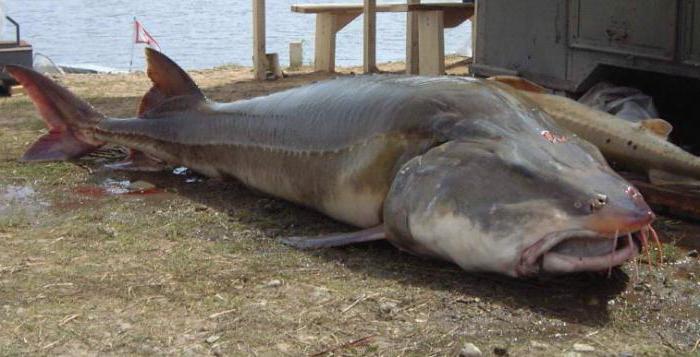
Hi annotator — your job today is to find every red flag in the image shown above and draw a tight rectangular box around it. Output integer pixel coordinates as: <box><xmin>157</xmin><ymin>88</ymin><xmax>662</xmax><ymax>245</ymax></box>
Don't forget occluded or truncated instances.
<box><xmin>134</xmin><ymin>19</ymin><xmax>161</xmax><ymax>50</ymax></box>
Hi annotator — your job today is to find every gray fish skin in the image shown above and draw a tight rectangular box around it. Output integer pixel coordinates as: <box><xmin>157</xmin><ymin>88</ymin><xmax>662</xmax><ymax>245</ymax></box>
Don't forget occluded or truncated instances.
<box><xmin>96</xmin><ymin>76</ymin><xmax>507</xmax><ymax>227</ymax></box>
<box><xmin>8</xmin><ymin>52</ymin><xmax>657</xmax><ymax>278</ymax></box>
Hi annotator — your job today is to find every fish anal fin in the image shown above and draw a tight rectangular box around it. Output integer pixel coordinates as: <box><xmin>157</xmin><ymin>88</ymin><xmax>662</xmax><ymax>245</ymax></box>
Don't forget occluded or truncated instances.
<box><xmin>138</xmin><ymin>48</ymin><xmax>205</xmax><ymax>118</ymax></box>
<box><xmin>487</xmin><ymin>75</ymin><xmax>549</xmax><ymax>94</ymax></box>
<box><xmin>21</xmin><ymin>130</ymin><xmax>99</xmax><ymax>162</ymax></box>
<box><xmin>281</xmin><ymin>226</ymin><xmax>385</xmax><ymax>250</ymax></box>
<box><xmin>104</xmin><ymin>149</ymin><xmax>169</xmax><ymax>172</ymax></box>
<box><xmin>640</xmin><ymin>118</ymin><xmax>673</xmax><ymax>139</ymax></box>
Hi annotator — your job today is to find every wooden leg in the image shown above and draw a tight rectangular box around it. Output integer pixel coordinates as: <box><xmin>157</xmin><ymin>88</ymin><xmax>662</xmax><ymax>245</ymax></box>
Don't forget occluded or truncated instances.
<box><xmin>471</xmin><ymin>5</ymin><xmax>477</xmax><ymax>59</ymax></box>
<box><xmin>405</xmin><ymin>0</ymin><xmax>420</xmax><ymax>74</ymax></box>
<box><xmin>417</xmin><ymin>10</ymin><xmax>444</xmax><ymax>76</ymax></box>
<box><xmin>314</xmin><ymin>13</ymin><xmax>336</xmax><ymax>72</ymax></box>
<box><xmin>363</xmin><ymin>0</ymin><xmax>378</xmax><ymax>73</ymax></box>
<box><xmin>314</xmin><ymin>13</ymin><xmax>360</xmax><ymax>73</ymax></box>
<box><xmin>253</xmin><ymin>0</ymin><xmax>266</xmax><ymax>80</ymax></box>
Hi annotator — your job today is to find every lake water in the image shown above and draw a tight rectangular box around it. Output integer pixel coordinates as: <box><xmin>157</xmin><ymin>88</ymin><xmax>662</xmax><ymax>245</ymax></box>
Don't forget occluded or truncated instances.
<box><xmin>1</xmin><ymin>0</ymin><xmax>471</xmax><ymax>71</ymax></box>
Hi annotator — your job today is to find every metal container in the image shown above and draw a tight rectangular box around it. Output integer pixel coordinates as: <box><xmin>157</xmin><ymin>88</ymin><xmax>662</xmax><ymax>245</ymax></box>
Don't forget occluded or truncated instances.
<box><xmin>471</xmin><ymin>0</ymin><xmax>700</xmax><ymax>93</ymax></box>
<box><xmin>0</xmin><ymin>16</ymin><xmax>33</xmax><ymax>91</ymax></box>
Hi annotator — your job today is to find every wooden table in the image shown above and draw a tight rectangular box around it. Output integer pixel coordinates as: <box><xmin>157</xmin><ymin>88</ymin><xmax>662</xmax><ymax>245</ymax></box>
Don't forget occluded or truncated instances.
<box><xmin>291</xmin><ymin>2</ymin><xmax>474</xmax><ymax>75</ymax></box>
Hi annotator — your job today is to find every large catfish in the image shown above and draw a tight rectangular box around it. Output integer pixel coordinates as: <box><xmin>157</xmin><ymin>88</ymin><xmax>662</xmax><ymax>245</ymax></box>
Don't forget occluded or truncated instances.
<box><xmin>6</xmin><ymin>49</ymin><xmax>656</xmax><ymax>277</ymax></box>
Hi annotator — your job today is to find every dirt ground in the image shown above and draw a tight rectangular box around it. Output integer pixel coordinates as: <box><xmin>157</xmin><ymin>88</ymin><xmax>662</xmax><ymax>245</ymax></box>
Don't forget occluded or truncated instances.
<box><xmin>1</xmin><ymin>59</ymin><xmax>699</xmax><ymax>356</ymax></box>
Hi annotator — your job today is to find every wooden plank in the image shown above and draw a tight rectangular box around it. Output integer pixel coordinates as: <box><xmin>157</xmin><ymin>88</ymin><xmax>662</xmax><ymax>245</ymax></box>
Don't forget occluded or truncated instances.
<box><xmin>631</xmin><ymin>180</ymin><xmax>700</xmax><ymax>221</ymax></box>
<box><xmin>363</xmin><ymin>0</ymin><xmax>378</xmax><ymax>73</ymax></box>
<box><xmin>417</xmin><ymin>10</ymin><xmax>444</xmax><ymax>76</ymax></box>
<box><xmin>291</xmin><ymin>2</ymin><xmax>472</xmax><ymax>14</ymax></box>
<box><xmin>406</xmin><ymin>0</ymin><xmax>420</xmax><ymax>74</ymax></box>
<box><xmin>443</xmin><ymin>7</ymin><xmax>474</xmax><ymax>28</ymax></box>
<box><xmin>253</xmin><ymin>0</ymin><xmax>267</xmax><ymax>80</ymax></box>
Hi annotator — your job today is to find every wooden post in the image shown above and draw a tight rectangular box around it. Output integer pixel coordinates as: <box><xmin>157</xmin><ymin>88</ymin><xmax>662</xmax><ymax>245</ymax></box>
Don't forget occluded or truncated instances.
<box><xmin>406</xmin><ymin>0</ymin><xmax>420</xmax><ymax>74</ymax></box>
<box><xmin>253</xmin><ymin>0</ymin><xmax>266</xmax><ymax>80</ymax></box>
<box><xmin>289</xmin><ymin>42</ymin><xmax>303</xmax><ymax>69</ymax></box>
<box><xmin>471</xmin><ymin>0</ymin><xmax>478</xmax><ymax>60</ymax></box>
<box><xmin>363</xmin><ymin>0</ymin><xmax>378</xmax><ymax>73</ymax></box>
<box><xmin>417</xmin><ymin>10</ymin><xmax>444</xmax><ymax>76</ymax></box>
<box><xmin>315</xmin><ymin>13</ymin><xmax>336</xmax><ymax>72</ymax></box>
<box><xmin>265</xmin><ymin>53</ymin><xmax>283</xmax><ymax>78</ymax></box>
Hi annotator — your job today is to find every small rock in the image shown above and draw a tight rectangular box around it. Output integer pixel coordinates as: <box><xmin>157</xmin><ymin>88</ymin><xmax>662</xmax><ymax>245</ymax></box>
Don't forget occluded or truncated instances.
<box><xmin>118</xmin><ymin>322</ymin><xmax>132</xmax><ymax>332</ymax></box>
<box><xmin>688</xmin><ymin>250</ymin><xmax>698</xmax><ymax>258</ymax></box>
<box><xmin>562</xmin><ymin>353</ymin><xmax>581</xmax><ymax>357</ymax></box>
<box><xmin>311</xmin><ymin>287</ymin><xmax>331</xmax><ymax>301</ymax></box>
<box><xmin>129</xmin><ymin>180</ymin><xmax>155</xmax><ymax>191</ymax></box>
<box><xmin>459</xmin><ymin>342</ymin><xmax>482</xmax><ymax>357</ymax></box>
<box><xmin>263</xmin><ymin>279</ymin><xmax>282</xmax><ymax>288</ymax></box>
<box><xmin>206</xmin><ymin>335</ymin><xmax>221</xmax><ymax>344</ymax></box>
<box><xmin>618</xmin><ymin>352</ymin><xmax>633</xmax><ymax>357</ymax></box>
<box><xmin>379</xmin><ymin>301</ymin><xmax>398</xmax><ymax>314</ymax></box>
<box><xmin>530</xmin><ymin>340</ymin><xmax>550</xmax><ymax>349</ymax></box>
<box><xmin>573</xmin><ymin>343</ymin><xmax>595</xmax><ymax>352</ymax></box>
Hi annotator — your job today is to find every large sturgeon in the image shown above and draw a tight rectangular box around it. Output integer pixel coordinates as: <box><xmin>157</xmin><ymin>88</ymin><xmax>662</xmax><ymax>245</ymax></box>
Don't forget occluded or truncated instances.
<box><xmin>6</xmin><ymin>49</ymin><xmax>656</xmax><ymax>277</ymax></box>
<box><xmin>488</xmin><ymin>76</ymin><xmax>700</xmax><ymax>181</ymax></box>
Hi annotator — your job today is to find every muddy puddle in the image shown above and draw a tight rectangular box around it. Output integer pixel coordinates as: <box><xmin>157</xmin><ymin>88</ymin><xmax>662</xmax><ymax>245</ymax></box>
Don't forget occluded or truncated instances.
<box><xmin>0</xmin><ymin>185</ymin><xmax>50</xmax><ymax>221</ymax></box>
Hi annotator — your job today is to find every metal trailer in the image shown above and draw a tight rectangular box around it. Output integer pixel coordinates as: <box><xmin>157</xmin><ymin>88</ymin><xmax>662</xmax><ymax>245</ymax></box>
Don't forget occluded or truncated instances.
<box><xmin>470</xmin><ymin>0</ymin><xmax>700</xmax><ymax>154</ymax></box>
<box><xmin>0</xmin><ymin>16</ymin><xmax>33</xmax><ymax>95</ymax></box>
<box><xmin>470</xmin><ymin>0</ymin><xmax>700</xmax><ymax>93</ymax></box>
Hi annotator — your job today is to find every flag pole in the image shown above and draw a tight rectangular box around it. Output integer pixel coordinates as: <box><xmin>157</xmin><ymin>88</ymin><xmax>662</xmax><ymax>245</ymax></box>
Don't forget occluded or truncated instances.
<box><xmin>129</xmin><ymin>17</ymin><xmax>136</xmax><ymax>72</ymax></box>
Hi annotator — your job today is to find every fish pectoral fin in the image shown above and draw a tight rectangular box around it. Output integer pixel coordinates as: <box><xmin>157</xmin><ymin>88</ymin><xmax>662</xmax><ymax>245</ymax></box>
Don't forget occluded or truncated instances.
<box><xmin>104</xmin><ymin>150</ymin><xmax>170</xmax><ymax>172</ymax></box>
<box><xmin>281</xmin><ymin>226</ymin><xmax>385</xmax><ymax>250</ymax></box>
<box><xmin>639</xmin><ymin>118</ymin><xmax>673</xmax><ymax>139</ymax></box>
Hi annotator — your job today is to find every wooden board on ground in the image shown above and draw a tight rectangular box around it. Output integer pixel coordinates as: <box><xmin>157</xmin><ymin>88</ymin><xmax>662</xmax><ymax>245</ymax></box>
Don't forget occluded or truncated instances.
<box><xmin>630</xmin><ymin>180</ymin><xmax>700</xmax><ymax>221</ymax></box>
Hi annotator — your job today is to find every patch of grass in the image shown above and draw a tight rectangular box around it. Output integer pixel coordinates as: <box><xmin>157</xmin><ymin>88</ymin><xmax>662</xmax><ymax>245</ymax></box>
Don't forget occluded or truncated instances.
<box><xmin>0</xmin><ymin>66</ymin><xmax>698</xmax><ymax>356</ymax></box>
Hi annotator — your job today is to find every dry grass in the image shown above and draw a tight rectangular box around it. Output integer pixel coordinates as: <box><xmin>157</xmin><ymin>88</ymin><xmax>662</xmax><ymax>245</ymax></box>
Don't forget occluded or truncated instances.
<box><xmin>0</xmin><ymin>59</ymin><xmax>699</xmax><ymax>356</ymax></box>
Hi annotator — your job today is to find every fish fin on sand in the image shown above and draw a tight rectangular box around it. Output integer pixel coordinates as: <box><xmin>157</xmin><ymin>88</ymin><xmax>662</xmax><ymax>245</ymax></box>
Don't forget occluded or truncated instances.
<box><xmin>281</xmin><ymin>226</ymin><xmax>385</xmax><ymax>249</ymax></box>
<box><xmin>487</xmin><ymin>75</ymin><xmax>549</xmax><ymax>94</ymax></box>
<box><xmin>5</xmin><ymin>65</ymin><xmax>105</xmax><ymax>162</ymax></box>
<box><xmin>138</xmin><ymin>48</ymin><xmax>205</xmax><ymax>118</ymax></box>
<box><xmin>639</xmin><ymin>119</ymin><xmax>673</xmax><ymax>139</ymax></box>
<box><xmin>104</xmin><ymin>149</ymin><xmax>170</xmax><ymax>172</ymax></box>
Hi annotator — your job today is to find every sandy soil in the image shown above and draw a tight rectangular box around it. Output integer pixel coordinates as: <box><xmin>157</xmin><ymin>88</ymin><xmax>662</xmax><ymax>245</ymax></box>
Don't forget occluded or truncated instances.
<box><xmin>0</xmin><ymin>59</ymin><xmax>699</xmax><ymax>356</ymax></box>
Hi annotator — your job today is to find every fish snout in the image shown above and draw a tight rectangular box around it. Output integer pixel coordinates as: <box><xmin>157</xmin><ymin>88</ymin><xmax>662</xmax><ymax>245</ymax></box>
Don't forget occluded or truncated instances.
<box><xmin>583</xmin><ymin>188</ymin><xmax>655</xmax><ymax>235</ymax></box>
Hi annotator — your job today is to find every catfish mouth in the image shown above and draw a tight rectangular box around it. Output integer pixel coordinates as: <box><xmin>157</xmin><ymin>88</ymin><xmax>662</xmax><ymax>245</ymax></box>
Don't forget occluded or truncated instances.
<box><xmin>517</xmin><ymin>228</ymin><xmax>656</xmax><ymax>277</ymax></box>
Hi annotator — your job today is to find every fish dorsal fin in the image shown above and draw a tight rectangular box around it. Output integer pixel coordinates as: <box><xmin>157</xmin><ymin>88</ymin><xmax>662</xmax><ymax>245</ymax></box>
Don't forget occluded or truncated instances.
<box><xmin>639</xmin><ymin>118</ymin><xmax>673</xmax><ymax>139</ymax></box>
<box><xmin>487</xmin><ymin>75</ymin><xmax>549</xmax><ymax>94</ymax></box>
<box><xmin>138</xmin><ymin>48</ymin><xmax>205</xmax><ymax>117</ymax></box>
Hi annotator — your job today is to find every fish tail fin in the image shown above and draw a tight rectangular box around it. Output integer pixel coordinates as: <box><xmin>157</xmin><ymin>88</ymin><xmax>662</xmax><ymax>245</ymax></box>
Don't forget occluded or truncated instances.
<box><xmin>137</xmin><ymin>48</ymin><xmax>205</xmax><ymax>117</ymax></box>
<box><xmin>6</xmin><ymin>65</ymin><xmax>106</xmax><ymax>162</ymax></box>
